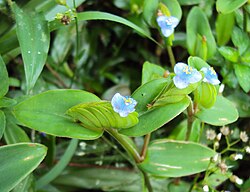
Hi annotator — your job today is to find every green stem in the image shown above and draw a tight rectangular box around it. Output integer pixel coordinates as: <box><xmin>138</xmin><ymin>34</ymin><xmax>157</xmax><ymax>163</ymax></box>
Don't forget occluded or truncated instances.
<box><xmin>70</xmin><ymin>0</ymin><xmax>80</xmax><ymax>88</ymax></box>
<box><xmin>166</xmin><ymin>46</ymin><xmax>176</xmax><ymax>69</ymax></box>
<box><xmin>140</xmin><ymin>133</ymin><xmax>151</xmax><ymax>160</ymax></box>
<box><xmin>185</xmin><ymin>103</ymin><xmax>194</xmax><ymax>141</ymax></box>
<box><xmin>105</xmin><ymin>128</ymin><xmax>141</xmax><ymax>163</ymax></box>
<box><xmin>141</xmin><ymin>169</ymin><xmax>153</xmax><ymax>192</ymax></box>
<box><xmin>198</xmin><ymin>122</ymin><xmax>205</xmax><ymax>142</ymax></box>
<box><xmin>102</xmin><ymin>135</ymin><xmax>135</xmax><ymax>166</ymax></box>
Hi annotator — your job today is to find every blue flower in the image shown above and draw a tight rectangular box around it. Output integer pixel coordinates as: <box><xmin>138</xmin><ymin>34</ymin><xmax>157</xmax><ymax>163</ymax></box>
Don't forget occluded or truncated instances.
<box><xmin>156</xmin><ymin>15</ymin><xmax>179</xmax><ymax>37</ymax></box>
<box><xmin>173</xmin><ymin>62</ymin><xmax>202</xmax><ymax>89</ymax></box>
<box><xmin>200</xmin><ymin>67</ymin><xmax>220</xmax><ymax>85</ymax></box>
<box><xmin>111</xmin><ymin>93</ymin><xmax>137</xmax><ymax>117</ymax></box>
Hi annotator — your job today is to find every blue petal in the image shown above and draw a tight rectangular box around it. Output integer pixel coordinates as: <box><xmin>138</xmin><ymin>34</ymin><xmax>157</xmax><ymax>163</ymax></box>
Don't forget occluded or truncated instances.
<box><xmin>111</xmin><ymin>93</ymin><xmax>126</xmax><ymax>113</ymax></box>
<box><xmin>174</xmin><ymin>62</ymin><xmax>188</xmax><ymax>75</ymax></box>
<box><xmin>188</xmin><ymin>70</ymin><xmax>202</xmax><ymax>84</ymax></box>
<box><xmin>118</xmin><ymin>111</ymin><xmax>130</xmax><ymax>117</ymax></box>
<box><xmin>161</xmin><ymin>27</ymin><xmax>174</xmax><ymax>37</ymax></box>
<box><xmin>201</xmin><ymin>67</ymin><xmax>220</xmax><ymax>85</ymax></box>
<box><xmin>169</xmin><ymin>16</ymin><xmax>179</xmax><ymax>28</ymax></box>
<box><xmin>173</xmin><ymin>75</ymin><xmax>189</xmax><ymax>89</ymax></box>
<box><xmin>156</xmin><ymin>15</ymin><xmax>169</xmax><ymax>28</ymax></box>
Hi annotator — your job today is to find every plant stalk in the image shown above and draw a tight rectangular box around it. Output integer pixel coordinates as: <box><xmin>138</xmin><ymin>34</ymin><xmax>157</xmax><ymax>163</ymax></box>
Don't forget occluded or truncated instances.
<box><xmin>185</xmin><ymin>103</ymin><xmax>194</xmax><ymax>141</ymax></box>
<box><xmin>140</xmin><ymin>133</ymin><xmax>151</xmax><ymax>160</ymax></box>
<box><xmin>167</xmin><ymin>45</ymin><xmax>176</xmax><ymax>69</ymax></box>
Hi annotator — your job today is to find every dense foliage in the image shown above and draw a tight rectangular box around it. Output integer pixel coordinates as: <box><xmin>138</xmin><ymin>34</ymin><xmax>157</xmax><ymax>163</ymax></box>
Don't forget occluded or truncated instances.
<box><xmin>0</xmin><ymin>0</ymin><xmax>250</xmax><ymax>191</ymax></box>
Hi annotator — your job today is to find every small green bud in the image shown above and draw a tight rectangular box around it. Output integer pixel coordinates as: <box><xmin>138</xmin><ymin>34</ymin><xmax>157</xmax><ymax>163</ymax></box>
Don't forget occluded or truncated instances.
<box><xmin>55</xmin><ymin>0</ymin><xmax>67</xmax><ymax>6</ymax></box>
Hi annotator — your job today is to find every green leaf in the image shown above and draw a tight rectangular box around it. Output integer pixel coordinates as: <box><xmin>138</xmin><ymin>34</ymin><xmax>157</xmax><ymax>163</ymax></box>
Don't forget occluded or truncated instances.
<box><xmin>13</xmin><ymin>89</ymin><xmax>103</xmax><ymax>140</ymax></box>
<box><xmin>234</xmin><ymin>64</ymin><xmax>250</xmax><ymax>92</ymax></box>
<box><xmin>142</xmin><ymin>0</ymin><xmax>159</xmax><ymax>25</ymax></box>
<box><xmin>12</xmin><ymin>3</ymin><xmax>50</xmax><ymax>92</ymax></box>
<box><xmin>232</xmin><ymin>27</ymin><xmax>250</xmax><ymax>55</ymax></box>
<box><xmin>177</xmin><ymin>0</ymin><xmax>202</xmax><ymax>5</ymax></box>
<box><xmin>67</xmin><ymin>101</ymin><xmax>139</xmax><ymax>130</ymax></box>
<box><xmin>188</xmin><ymin>56</ymin><xmax>210</xmax><ymax>70</ymax></box>
<box><xmin>195</xmin><ymin>96</ymin><xmax>238</xmax><ymax>126</ymax></box>
<box><xmin>216</xmin><ymin>0</ymin><xmax>248</xmax><ymax>14</ymax></box>
<box><xmin>12</xmin><ymin>175</ymin><xmax>34</xmax><ymax>192</ymax></box>
<box><xmin>227</xmin><ymin>91</ymin><xmax>250</xmax><ymax>117</ymax></box>
<box><xmin>205</xmin><ymin>171</ymin><xmax>232</xmax><ymax>188</ymax></box>
<box><xmin>77</xmin><ymin>11</ymin><xmax>160</xmax><ymax>46</ymax></box>
<box><xmin>216</xmin><ymin>13</ymin><xmax>235</xmax><ymax>46</ymax></box>
<box><xmin>0</xmin><ymin>56</ymin><xmax>8</xmax><ymax>97</ymax></box>
<box><xmin>3</xmin><ymin>110</ymin><xmax>30</xmax><ymax>144</ymax></box>
<box><xmin>120</xmin><ymin>96</ymin><xmax>190</xmax><ymax>137</ymax></box>
<box><xmin>142</xmin><ymin>62</ymin><xmax>165</xmax><ymax>84</ymax></box>
<box><xmin>0</xmin><ymin>143</ymin><xmax>47</xmax><ymax>192</ymax></box>
<box><xmin>162</xmin><ymin>0</ymin><xmax>182</xmax><ymax>20</ymax></box>
<box><xmin>187</xmin><ymin>7</ymin><xmax>216</xmax><ymax>59</ymax></box>
<box><xmin>218</xmin><ymin>46</ymin><xmax>239</xmax><ymax>62</ymax></box>
<box><xmin>0</xmin><ymin>110</ymin><xmax>5</xmax><ymax>139</ymax></box>
<box><xmin>0</xmin><ymin>97</ymin><xmax>17</xmax><ymax>108</ymax></box>
<box><xmin>53</xmin><ymin>167</ymin><xmax>144</xmax><ymax>191</ymax></box>
<box><xmin>139</xmin><ymin>140</ymin><xmax>216</xmax><ymax>177</ymax></box>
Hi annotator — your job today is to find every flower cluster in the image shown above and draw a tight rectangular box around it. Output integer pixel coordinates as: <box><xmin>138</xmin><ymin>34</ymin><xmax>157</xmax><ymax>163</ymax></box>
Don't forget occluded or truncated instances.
<box><xmin>156</xmin><ymin>13</ymin><xmax>179</xmax><ymax>38</ymax></box>
<box><xmin>111</xmin><ymin>93</ymin><xmax>137</xmax><ymax>117</ymax></box>
<box><xmin>173</xmin><ymin>63</ymin><xmax>220</xmax><ymax>89</ymax></box>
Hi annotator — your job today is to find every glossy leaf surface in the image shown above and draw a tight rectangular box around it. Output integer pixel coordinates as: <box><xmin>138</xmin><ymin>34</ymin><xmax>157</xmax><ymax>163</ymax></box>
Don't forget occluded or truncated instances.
<box><xmin>234</xmin><ymin>64</ymin><xmax>250</xmax><ymax>93</ymax></box>
<box><xmin>14</xmin><ymin>90</ymin><xmax>103</xmax><ymax>139</ymax></box>
<box><xmin>187</xmin><ymin>7</ymin><xmax>216</xmax><ymax>59</ymax></box>
<box><xmin>139</xmin><ymin>140</ymin><xmax>216</xmax><ymax>177</ymax></box>
<box><xmin>216</xmin><ymin>0</ymin><xmax>248</xmax><ymax>14</ymax></box>
<box><xmin>0</xmin><ymin>110</ymin><xmax>5</xmax><ymax>139</ymax></box>
<box><xmin>195</xmin><ymin>96</ymin><xmax>238</xmax><ymax>126</ymax></box>
<box><xmin>12</xmin><ymin>3</ymin><xmax>50</xmax><ymax>92</ymax></box>
<box><xmin>142</xmin><ymin>62</ymin><xmax>165</xmax><ymax>85</ymax></box>
<box><xmin>0</xmin><ymin>143</ymin><xmax>47</xmax><ymax>192</ymax></box>
<box><xmin>0</xmin><ymin>56</ymin><xmax>8</xmax><ymax>97</ymax></box>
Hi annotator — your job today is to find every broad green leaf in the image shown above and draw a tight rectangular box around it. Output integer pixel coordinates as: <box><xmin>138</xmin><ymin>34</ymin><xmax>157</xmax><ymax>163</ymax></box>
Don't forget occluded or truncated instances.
<box><xmin>216</xmin><ymin>0</ymin><xmax>248</xmax><ymax>14</ymax></box>
<box><xmin>227</xmin><ymin>92</ymin><xmax>250</xmax><ymax>117</ymax></box>
<box><xmin>216</xmin><ymin>13</ymin><xmax>235</xmax><ymax>46</ymax></box>
<box><xmin>0</xmin><ymin>97</ymin><xmax>17</xmax><ymax>108</ymax></box>
<box><xmin>14</xmin><ymin>89</ymin><xmax>103</xmax><ymax>140</ymax></box>
<box><xmin>139</xmin><ymin>140</ymin><xmax>216</xmax><ymax>177</ymax></box>
<box><xmin>0</xmin><ymin>110</ymin><xmax>5</xmax><ymax>139</ymax></box>
<box><xmin>142</xmin><ymin>62</ymin><xmax>165</xmax><ymax>84</ymax></box>
<box><xmin>195</xmin><ymin>96</ymin><xmax>238</xmax><ymax>126</ymax></box>
<box><xmin>4</xmin><ymin>111</ymin><xmax>30</xmax><ymax>144</ymax></box>
<box><xmin>53</xmin><ymin>167</ymin><xmax>144</xmax><ymax>192</ymax></box>
<box><xmin>12</xmin><ymin>175</ymin><xmax>34</xmax><ymax>192</ymax></box>
<box><xmin>188</xmin><ymin>56</ymin><xmax>210</xmax><ymax>70</ymax></box>
<box><xmin>187</xmin><ymin>7</ymin><xmax>216</xmax><ymax>59</ymax></box>
<box><xmin>77</xmin><ymin>11</ymin><xmax>160</xmax><ymax>46</ymax></box>
<box><xmin>143</xmin><ymin>0</ymin><xmax>159</xmax><ymax>25</ymax></box>
<box><xmin>120</xmin><ymin>96</ymin><xmax>190</xmax><ymax>137</ymax></box>
<box><xmin>177</xmin><ymin>0</ymin><xmax>202</xmax><ymax>5</ymax></box>
<box><xmin>162</xmin><ymin>0</ymin><xmax>182</xmax><ymax>20</ymax></box>
<box><xmin>232</xmin><ymin>27</ymin><xmax>250</xmax><ymax>55</ymax></box>
<box><xmin>12</xmin><ymin>3</ymin><xmax>50</xmax><ymax>92</ymax></box>
<box><xmin>67</xmin><ymin>101</ymin><xmax>139</xmax><ymax>130</ymax></box>
<box><xmin>234</xmin><ymin>64</ymin><xmax>250</xmax><ymax>92</ymax></box>
<box><xmin>0</xmin><ymin>56</ymin><xmax>8</xmax><ymax>97</ymax></box>
<box><xmin>218</xmin><ymin>46</ymin><xmax>239</xmax><ymax>62</ymax></box>
<box><xmin>241</xmin><ymin>178</ymin><xmax>250</xmax><ymax>192</ymax></box>
<box><xmin>0</xmin><ymin>143</ymin><xmax>47</xmax><ymax>192</ymax></box>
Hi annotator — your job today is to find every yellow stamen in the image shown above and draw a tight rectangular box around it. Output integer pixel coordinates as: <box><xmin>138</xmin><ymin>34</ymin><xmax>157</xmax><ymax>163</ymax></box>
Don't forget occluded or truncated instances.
<box><xmin>124</xmin><ymin>98</ymin><xmax>132</xmax><ymax>105</ymax></box>
<box><xmin>183</xmin><ymin>66</ymin><xmax>193</xmax><ymax>74</ymax></box>
<box><xmin>209</xmin><ymin>67</ymin><xmax>216</xmax><ymax>75</ymax></box>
